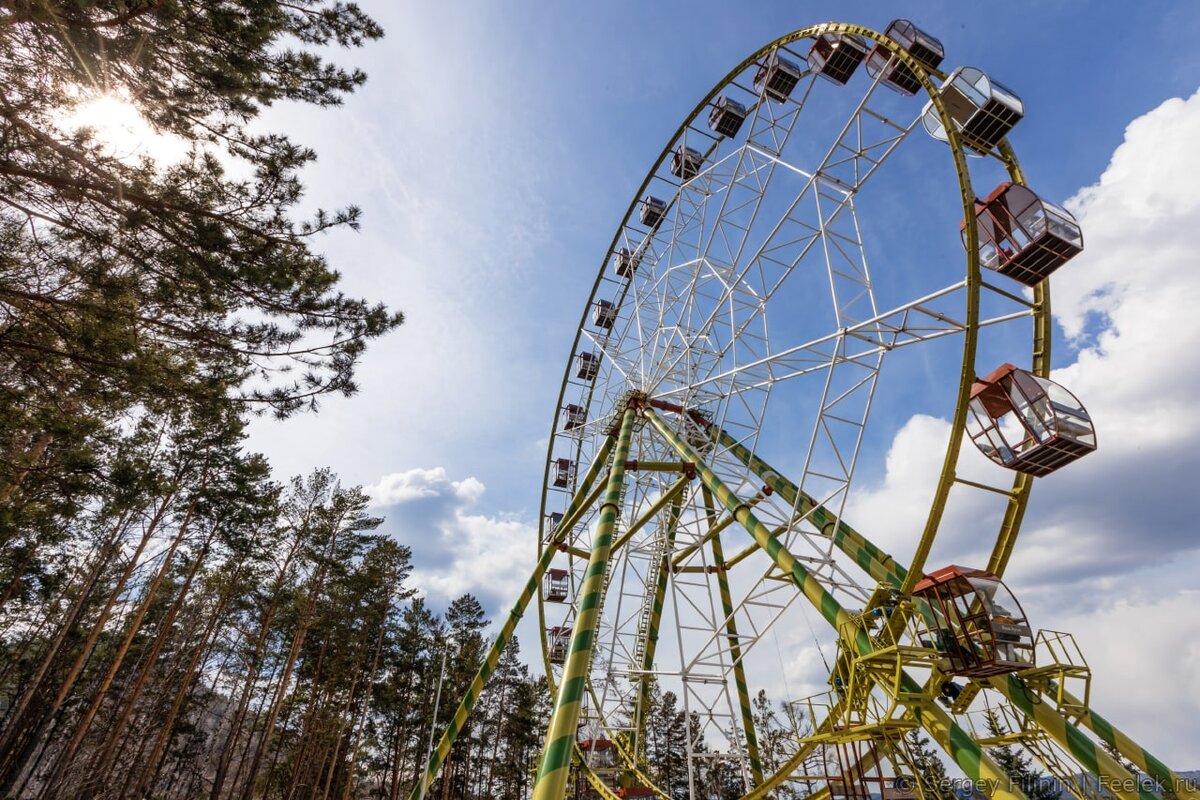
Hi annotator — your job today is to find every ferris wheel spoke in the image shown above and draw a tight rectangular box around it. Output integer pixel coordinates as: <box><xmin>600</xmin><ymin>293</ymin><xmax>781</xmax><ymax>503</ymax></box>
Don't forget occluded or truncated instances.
<box><xmin>651</xmin><ymin>280</ymin><xmax>1036</xmax><ymax>404</ymax></box>
<box><xmin>735</xmin><ymin>95</ymin><xmax>920</xmax><ymax>305</ymax></box>
<box><xmin>642</xmin><ymin>96</ymin><xmax>918</xmax><ymax>409</ymax></box>
<box><xmin>642</xmin><ymin>66</ymin><xmax>835</xmax><ymax>398</ymax></box>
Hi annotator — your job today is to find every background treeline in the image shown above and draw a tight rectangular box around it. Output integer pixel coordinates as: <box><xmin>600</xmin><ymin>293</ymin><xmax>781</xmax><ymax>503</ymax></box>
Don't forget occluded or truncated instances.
<box><xmin>0</xmin><ymin>443</ymin><xmax>552</xmax><ymax>799</ymax></box>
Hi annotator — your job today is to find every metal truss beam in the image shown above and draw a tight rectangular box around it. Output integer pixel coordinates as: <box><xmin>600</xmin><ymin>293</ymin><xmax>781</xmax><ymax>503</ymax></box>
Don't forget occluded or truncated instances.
<box><xmin>534</xmin><ymin>406</ymin><xmax>637</xmax><ymax>800</ymax></box>
<box><xmin>644</xmin><ymin>406</ymin><xmax>1031</xmax><ymax>800</ymax></box>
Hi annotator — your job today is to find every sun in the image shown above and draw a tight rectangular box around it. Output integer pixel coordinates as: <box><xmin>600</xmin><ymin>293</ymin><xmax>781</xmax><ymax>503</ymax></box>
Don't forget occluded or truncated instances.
<box><xmin>59</xmin><ymin>91</ymin><xmax>188</xmax><ymax>164</ymax></box>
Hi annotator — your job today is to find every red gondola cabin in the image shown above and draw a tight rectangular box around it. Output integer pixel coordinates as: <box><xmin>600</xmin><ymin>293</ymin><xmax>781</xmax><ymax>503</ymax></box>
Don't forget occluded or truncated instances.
<box><xmin>913</xmin><ymin>566</ymin><xmax>1034</xmax><ymax>678</ymax></box>
<box><xmin>639</xmin><ymin>195</ymin><xmax>666</xmax><ymax>228</ymax></box>
<box><xmin>548</xmin><ymin>626</ymin><xmax>570</xmax><ymax>664</ymax></box>
<box><xmin>614</xmin><ymin>248</ymin><xmax>640</xmax><ymax>277</ymax></box>
<box><xmin>578</xmin><ymin>739</ymin><xmax>617</xmax><ymax>770</ymax></box>
<box><xmin>865</xmin><ymin>19</ymin><xmax>945</xmax><ymax>95</ymax></box>
<box><xmin>709</xmin><ymin>95</ymin><xmax>748</xmax><ymax>137</ymax></box>
<box><xmin>593</xmin><ymin>299</ymin><xmax>617</xmax><ymax>329</ymax></box>
<box><xmin>967</xmin><ymin>364</ymin><xmax>1096</xmax><ymax>477</ymax></box>
<box><xmin>544</xmin><ymin>568</ymin><xmax>569</xmax><ymax>602</ymax></box>
<box><xmin>671</xmin><ymin>145</ymin><xmax>704</xmax><ymax>181</ymax></box>
<box><xmin>964</xmin><ymin>182</ymin><xmax>1083</xmax><ymax>286</ymax></box>
<box><xmin>577</xmin><ymin>351</ymin><xmax>600</xmax><ymax>381</ymax></box>
<box><xmin>562</xmin><ymin>404</ymin><xmax>586</xmax><ymax>431</ymax></box>
<box><xmin>552</xmin><ymin>458</ymin><xmax>575</xmax><ymax>489</ymax></box>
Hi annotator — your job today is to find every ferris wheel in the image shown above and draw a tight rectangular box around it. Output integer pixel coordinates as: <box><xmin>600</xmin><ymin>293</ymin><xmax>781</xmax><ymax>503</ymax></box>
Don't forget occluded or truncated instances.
<box><xmin>409</xmin><ymin>20</ymin><xmax>1194</xmax><ymax>800</ymax></box>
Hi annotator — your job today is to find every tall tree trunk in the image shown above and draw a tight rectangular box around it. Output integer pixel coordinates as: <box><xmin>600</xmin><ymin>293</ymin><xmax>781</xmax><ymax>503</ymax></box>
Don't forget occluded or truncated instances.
<box><xmin>130</xmin><ymin>582</ymin><xmax>236</xmax><ymax>800</ymax></box>
<box><xmin>0</xmin><ymin>497</ymin><xmax>172</xmax><ymax>795</ymax></box>
<box><xmin>208</xmin><ymin>536</ymin><xmax>303</xmax><ymax>800</ymax></box>
<box><xmin>238</xmin><ymin>505</ymin><xmax>348</xmax><ymax>800</ymax></box>
<box><xmin>89</xmin><ymin>530</ymin><xmax>213</xmax><ymax>784</ymax></box>
<box><xmin>228</xmin><ymin>639</ymin><xmax>290</xmax><ymax>798</ymax></box>
<box><xmin>237</xmin><ymin>592</ymin><xmax>320</xmax><ymax>800</ymax></box>
<box><xmin>261</xmin><ymin>676</ymin><xmax>304</xmax><ymax>799</ymax></box>
<box><xmin>38</xmin><ymin>497</ymin><xmax>198</xmax><ymax>797</ymax></box>
<box><xmin>320</xmin><ymin>677</ymin><xmax>362</xmax><ymax>800</ymax></box>
<box><xmin>342</xmin><ymin>610</ymin><xmax>388</xmax><ymax>800</ymax></box>
<box><xmin>0</xmin><ymin>511</ymin><xmax>128</xmax><ymax>728</ymax></box>
<box><xmin>485</xmin><ymin>682</ymin><xmax>510</xmax><ymax>798</ymax></box>
<box><xmin>284</xmin><ymin>641</ymin><xmax>331</xmax><ymax>798</ymax></box>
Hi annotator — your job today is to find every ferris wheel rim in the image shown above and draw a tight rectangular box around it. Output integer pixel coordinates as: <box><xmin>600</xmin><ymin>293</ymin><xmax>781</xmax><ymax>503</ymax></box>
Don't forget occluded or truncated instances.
<box><xmin>531</xmin><ymin>20</ymin><xmax>1048</xmax><ymax>797</ymax></box>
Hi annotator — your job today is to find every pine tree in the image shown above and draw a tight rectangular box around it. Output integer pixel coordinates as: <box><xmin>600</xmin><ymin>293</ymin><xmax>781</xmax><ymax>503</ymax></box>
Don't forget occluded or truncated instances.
<box><xmin>903</xmin><ymin>729</ymin><xmax>956</xmax><ymax>800</ymax></box>
<box><xmin>493</xmin><ymin>650</ymin><xmax>543</xmax><ymax>800</ymax></box>
<box><xmin>437</xmin><ymin>594</ymin><xmax>488</xmax><ymax>800</ymax></box>
<box><xmin>376</xmin><ymin>597</ymin><xmax>443</xmax><ymax>800</ymax></box>
<box><xmin>751</xmin><ymin>689</ymin><xmax>810</xmax><ymax>800</ymax></box>
<box><xmin>644</xmin><ymin>688</ymin><xmax>689</xmax><ymax>800</ymax></box>
<box><xmin>0</xmin><ymin>0</ymin><xmax>401</xmax><ymax>417</ymax></box>
<box><xmin>984</xmin><ymin>710</ymin><xmax>1062</xmax><ymax>800</ymax></box>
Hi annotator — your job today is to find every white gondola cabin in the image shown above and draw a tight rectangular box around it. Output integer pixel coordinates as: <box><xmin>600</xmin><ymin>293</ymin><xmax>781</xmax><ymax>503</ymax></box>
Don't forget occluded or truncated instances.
<box><xmin>551</xmin><ymin>458</ymin><xmax>574</xmax><ymax>489</ymax></box>
<box><xmin>544</xmin><ymin>568</ymin><xmax>569</xmax><ymax>603</ymax></box>
<box><xmin>807</xmin><ymin>34</ymin><xmax>868</xmax><ymax>85</ymax></box>
<box><xmin>963</xmin><ymin>182</ymin><xmax>1083</xmax><ymax>286</ymax></box>
<box><xmin>865</xmin><ymin>19</ymin><xmax>944</xmax><ymax>95</ymax></box>
<box><xmin>576</xmin><ymin>351</ymin><xmax>600</xmax><ymax>381</ymax></box>
<box><xmin>593</xmin><ymin>299</ymin><xmax>617</xmax><ymax>329</ymax></box>
<box><xmin>671</xmin><ymin>145</ymin><xmax>704</xmax><ymax>181</ymax></box>
<box><xmin>562</xmin><ymin>404</ymin><xmax>585</xmax><ymax>431</ymax></box>
<box><xmin>967</xmin><ymin>364</ymin><xmax>1096</xmax><ymax>477</ymax></box>
<box><xmin>913</xmin><ymin>565</ymin><xmax>1034</xmax><ymax>678</ymax></box>
<box><xmin>639</xmin><ymin>195</ymin><xmax>666</xmax><ymax>227</ymax></box>
<box><xmin>921</xmin><ymin>66</ymin><xmax>1023</xmax><ymax>155</ymax></box>
<box><xmin>614</xmin><ymin>248</ymin><xmax>639</xmax><ymax>277</ymax></box>
<box><xmin>548</xmin><ymin>626</ymin><xmax>570</xmax><ymax>664</ymax></box>
<box><xmin>708</xmin><ymin>95</ymin><xmax>748</xmax><ymax>137</ymax></box>
<box><xmin>545</xmin><ymin>512</ymin><xmax>563</xmax><ymax>537</ymax></box>
<box><xmin>754</xmin><ymin>49</ymin><xmax>803</xmax><ymax>102</ymax></box>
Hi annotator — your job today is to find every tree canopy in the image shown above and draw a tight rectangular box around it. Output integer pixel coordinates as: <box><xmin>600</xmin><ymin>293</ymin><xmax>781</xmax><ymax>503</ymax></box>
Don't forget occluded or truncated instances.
<box><xmin>1</xmin><ymin>0</ymin><xmax>404</xmax><ymax>596</ymax></box>
<box><xmin>0</xmin><ymin>0</ymin><xmax>403</xmax><ymax>438</ymax></box>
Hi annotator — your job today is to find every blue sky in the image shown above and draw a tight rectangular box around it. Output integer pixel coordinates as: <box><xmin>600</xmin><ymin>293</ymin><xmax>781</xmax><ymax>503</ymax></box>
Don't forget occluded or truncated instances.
<box><xmin>243</xmin><ymin>2</ymin><xmax>1200</xmax><ymax>766</ymax></box>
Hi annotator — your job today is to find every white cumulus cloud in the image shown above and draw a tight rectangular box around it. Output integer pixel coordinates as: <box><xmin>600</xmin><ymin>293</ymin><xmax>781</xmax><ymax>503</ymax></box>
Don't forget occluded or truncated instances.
<box><xmin>366</xmin><ymin>467</ymin><xmax>536</xmax><ymax>613</ymax></box>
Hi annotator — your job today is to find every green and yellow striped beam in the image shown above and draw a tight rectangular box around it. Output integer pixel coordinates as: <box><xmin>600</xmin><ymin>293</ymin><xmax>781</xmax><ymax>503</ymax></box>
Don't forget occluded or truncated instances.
<box><xmin>991</xmin><ymin>676</ymin><xmax>1160</xmax><ymax>800</ymax></box>
<box><xmin>644</xmin><ymin>407</ymin><xmax>1030</xmax><ymax>800</ymax></box>
<box><xmin>532</xmin><ymin>405</ymin><xmax>637</xmax><ymax>800</ymax></box>
<box><xmin>702</xmin><ymin>485</ymin><xmax>764</xmax><ymax>787</ymax></box>
<box><xmin>711</xmin><ymin>426</ymin><xmax>905</xmax><ymax>586</ymax></box>
<box><xmin>629</xmin><ymin>491</ymin><xmax>684</xmax><ymax>760</ymax></box>
<box><xmin>408</xmin><ymin>434</ymin><xmax>617</xmax><ymax>800</ymax></box>
<box><xmin>714</xmin><ymin>423</ymin><xmax>1184</xmax><ymax>800</ymax></box>
<box><xmin>1059</xmin><ymin>689</ymin><xmax>1197</xmax><ymax>800</ymax></box>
